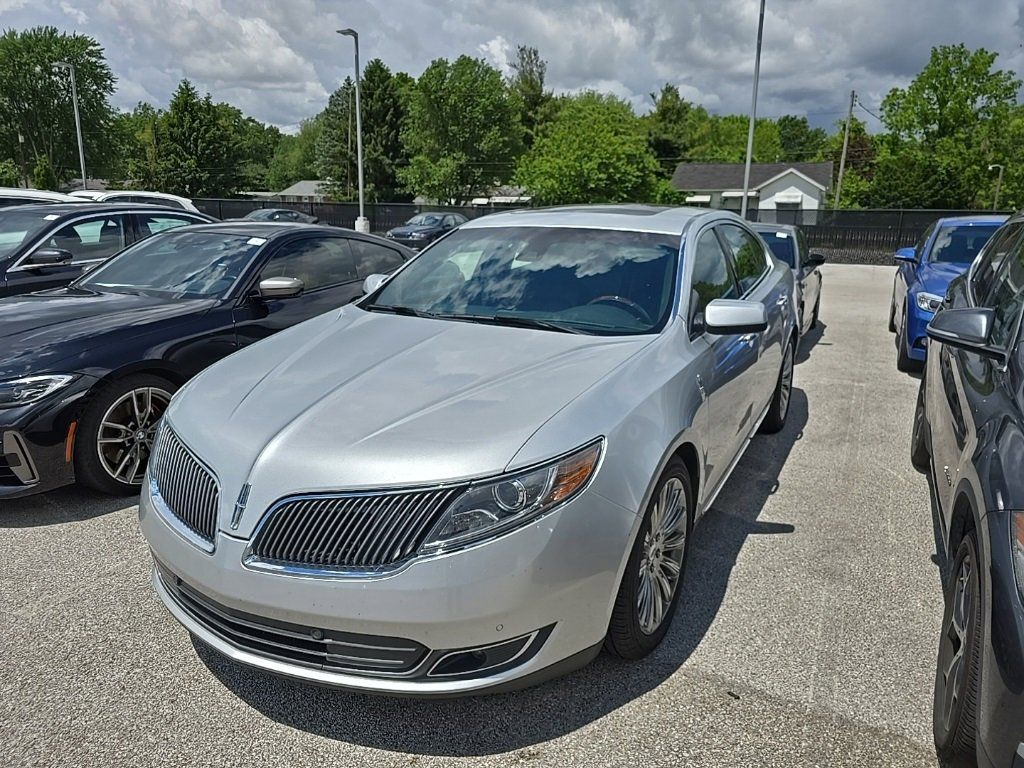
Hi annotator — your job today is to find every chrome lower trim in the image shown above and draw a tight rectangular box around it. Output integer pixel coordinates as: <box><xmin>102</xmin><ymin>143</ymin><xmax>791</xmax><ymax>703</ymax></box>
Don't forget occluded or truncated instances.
<box><xmin>427</xmin><ymin>631</ymin><xmax>539</xmax><ymax>678</ymax></box>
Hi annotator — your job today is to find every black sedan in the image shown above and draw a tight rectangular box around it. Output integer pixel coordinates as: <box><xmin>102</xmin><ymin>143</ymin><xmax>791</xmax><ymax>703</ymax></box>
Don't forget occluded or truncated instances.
<box><xmin>911</xmin><ymin>211</ymin><xmax>1024</xmax><ymax>768</ymax></box>
<box><xmin>242</xmin><ymin>208</ymin><xmax>319</xmax><ymax>224</ymax></box>
<box><xmin>0</xmin><ymin>222</ymin><xmax>412</xmax><ymax>498</ymax></box>
<box><xmin>384</xmin><ymin>212</ymin><xmax>467</xmax><ymax>249</ymax></box>
<box><xmin>0</xmin><ymin>203</ymin><xmax>214</xmax><ymax>297</ymax></box>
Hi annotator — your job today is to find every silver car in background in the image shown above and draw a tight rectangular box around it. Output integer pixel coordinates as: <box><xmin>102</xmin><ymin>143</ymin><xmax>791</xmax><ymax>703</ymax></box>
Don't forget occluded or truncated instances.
<box><xmin>753</xmin><ymin>223</ymin><xmax>825</xmax><ymax>337</ymax></box>
<box><xmin>140</xmin><ymin>205</ymin><xmax>797</xmax><ymax>696</ymax></box>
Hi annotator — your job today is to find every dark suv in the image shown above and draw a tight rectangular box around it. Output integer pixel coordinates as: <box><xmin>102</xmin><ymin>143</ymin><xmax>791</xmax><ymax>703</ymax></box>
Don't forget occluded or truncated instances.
<box><xmin>0</xmin><ymin>203</ymin><xmax>213</xmax><ymax>297</ymax></box>
<box><xmin>912</xmin><ymin>212</ymin><xmax>1024</xmax><ymax>768</ymax></box>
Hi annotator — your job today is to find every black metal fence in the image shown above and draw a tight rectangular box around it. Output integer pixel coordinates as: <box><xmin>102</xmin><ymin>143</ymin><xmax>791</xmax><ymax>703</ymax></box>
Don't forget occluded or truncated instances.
<box><xmin>194</xmin><ymin>199</ymin><xmax>1013</xmax><ymax>265</ymax></box>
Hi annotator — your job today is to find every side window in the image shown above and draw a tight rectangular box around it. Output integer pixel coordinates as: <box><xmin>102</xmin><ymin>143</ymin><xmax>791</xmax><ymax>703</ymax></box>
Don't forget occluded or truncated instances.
<box><xmin>260</xmin><ymin>237</ymin><xmax>358</xmax><ymax>291</ymax></box>
<box><xmin>914</xmin><ymin>224</ymin><xmax>936</xmax><ymax>261</ymax></box>
<box><xmin>443</xmin><ymin>215</ymin><xmax>457</xmax><ymax>230</ymax></box>
<box><xmin>46</xmin><ymin>215</ymin><xmax>126</xmax><ymax>262</ymax></box>
<box><xmin>718</xmin><ymin>224</ymin><xmax>768</xmax><ymax>293</ymax></box>
<box><xmin>135</xmin><ymin>214</ymin><xmax>196</xmax><ymax>236</ymax></box>
<box><xmin>350</xmin><ymin>239</ymin><xmax>406</xmax><ymax>277</ymax></box>
<box><xmin>972</xmin><ymin>222</ymin><xmax>1023</xmax><ymax>305</ymax></box>
<box><xmin>690</xmin><ymin>229</ymin><xmax>739</xmax><ymax>332</ymax></box>
<box><xmin>985</xmin><ymin>236</ymin><xmax>1024</xmax><ymax>348</ymax></box>
<box><xmin>796</xmin><ymin>229</ymin><xmax>811</xmax><ymax>267</ymax></box>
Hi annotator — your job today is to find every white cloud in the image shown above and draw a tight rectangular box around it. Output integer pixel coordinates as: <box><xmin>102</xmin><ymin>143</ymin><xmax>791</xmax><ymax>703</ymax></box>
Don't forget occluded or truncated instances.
<box><xmin>58</xmin><ymin>1</ymin><xmax>88</xmax><ymax>24</ymax></box>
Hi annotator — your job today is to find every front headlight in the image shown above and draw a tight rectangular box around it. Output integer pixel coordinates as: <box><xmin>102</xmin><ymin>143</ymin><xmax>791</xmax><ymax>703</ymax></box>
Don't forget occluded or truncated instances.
<box><xmin>0</xmin><ymin>374</ymin><xmax>77</xmax><ymax>408</ymax></box>
<box><xmin>419</xmin><ymin>439</ymin><xmax>604</xmax><ymax>552</ymax></box>
<box><xmin>916</xmin><ymin>292</ymin><xmax>944</xmax><ymax>312</ymax></box>
<box><xmin>1012</xmin><ymin>512</ymin><xmax>1024</xmax><ymax>602</ymax></box>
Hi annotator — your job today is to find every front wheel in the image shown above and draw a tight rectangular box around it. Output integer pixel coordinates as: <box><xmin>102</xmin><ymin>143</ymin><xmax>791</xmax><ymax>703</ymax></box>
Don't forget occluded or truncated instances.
<box><xmin>897</xmin><ymin>316</ymin><xmax>920</xmax><ymax>373</ymax></box>
<box><xmin>75</xmin><ymin>374</ymin><xmax>176</xmax><ymax>495</ymax></box>
<box><xmin>605</xmin><ymin>458</ymin><xmax>693</xmax><ymax>660</ymax></box>
<box><xmin>911</xmin><ymin>381</ymin><xmax>931</xmax><ymax>473</ymax></box>
<box><xmin>760</xmin><ymin>339</ymin><xmax>795</xmax><ymax>434</ymax></box>
<box><xmin>933</xmin><ymin>531</ymin><xmax>982</xmax><ymax>764</ymax></box>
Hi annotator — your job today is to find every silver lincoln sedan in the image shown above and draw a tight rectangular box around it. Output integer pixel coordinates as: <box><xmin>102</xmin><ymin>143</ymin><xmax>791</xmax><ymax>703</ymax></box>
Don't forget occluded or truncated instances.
<box><xmin>139</xmin><ymin>205</ymin><xmax>798</xmax><ymax>695</ymax></box>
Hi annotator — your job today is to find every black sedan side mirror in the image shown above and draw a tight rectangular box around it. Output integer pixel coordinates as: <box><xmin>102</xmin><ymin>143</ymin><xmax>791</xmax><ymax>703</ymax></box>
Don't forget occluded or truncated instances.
<box><xmin>258</xmin><ymin>276</ymin><xmax>304</xmax><ymax>299</ymax></box>
<box><xmin>804</xmin><ymin>253</ymin><xmax>826</xmax><ymax>271</ymax></box>
<box><xmin>27</xmin><ymin>248</ymin><xmax>73</xmax><ymax>266</ymax></box>
<box><xmin>926</xmin><ymin>307</ymin><xmax>1003</xmax><ymax>359</ymax></box>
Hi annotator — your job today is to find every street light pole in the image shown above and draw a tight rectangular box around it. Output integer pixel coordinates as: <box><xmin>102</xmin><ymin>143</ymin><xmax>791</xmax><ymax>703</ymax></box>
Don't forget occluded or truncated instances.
<box><xmin>740</xmin><ymin>0</ymin><xmax>766</xmax><ymax>220</ymax></box>
<box><xmin>53</xmin><ymin>61</ymin><xmax>87</xmax><ymax>190</ymax></box>
<box><xmin>338</xmin><ymin>29</ymin><xmax>368</xmax><ymax>233</ymax></box>
<box><xmin>989</xmin><ymin>164</ymin><xmax>1005</xmax><ymax>211</ymax></box>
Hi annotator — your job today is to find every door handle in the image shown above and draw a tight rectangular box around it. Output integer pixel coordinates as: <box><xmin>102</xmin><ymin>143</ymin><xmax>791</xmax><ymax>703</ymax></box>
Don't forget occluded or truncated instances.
<box><xmin>739</xmin><ymin>333</ymin><xmax>757</xmax><ymax>346</ymax></box>
<box><xmin>776</xmin><ymin>295</ymin><xmax>789</xmax><ymax>306</ymax></box>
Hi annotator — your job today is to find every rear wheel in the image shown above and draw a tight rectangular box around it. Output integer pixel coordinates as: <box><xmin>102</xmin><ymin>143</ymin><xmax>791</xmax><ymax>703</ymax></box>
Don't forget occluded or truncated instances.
<box><xmin>75</xmin><ymin>374</ymin><xmax>175</xmax><ymax>495</ymax></box>
<box><xmin>605</xmin><ymin>458</ymin><xmax>693</xmax><ymax>660</ymax></box>
<box><xmin>897</xmin><ymin>315</ymin><xmax>921</xmax><ymax>373</ymax></box>
<box><xmin>911</xmin><ymin>381</ymin><xmax>931</xmax><ymax>473</ymax></box>
<box><xmin>933</xmin><ymin>531</ymin><xmax>982</xmax><ymax>765</ymax></box>
<box><xmin>760</xmin><ymin>339</ymin><xmax>795</xmax><ymax>434</ymax></box>
<box><xmin>888</xmin><ymin>296</ymin><xmax>897</xmax><ymax>332</ymax></box>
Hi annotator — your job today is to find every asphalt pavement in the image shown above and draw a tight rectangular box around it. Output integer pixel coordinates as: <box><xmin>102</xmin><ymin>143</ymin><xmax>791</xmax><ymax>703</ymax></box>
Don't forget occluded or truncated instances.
<box><xmin>1</xmin><ymin>264</ymin><xmax>942</xmax><ymax>767</ymax></box>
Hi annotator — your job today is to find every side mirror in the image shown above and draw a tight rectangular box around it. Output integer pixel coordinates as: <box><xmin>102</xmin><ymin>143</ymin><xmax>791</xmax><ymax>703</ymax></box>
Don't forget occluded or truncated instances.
<box><xmin>894</xmin><ymin>247</ymin><xmax>917</xmax><ymax>264</ymax></box>
<box><xmin>27</xmin><ymin>248</ymin><xmax>73</xmax><ymax>266</ymax></box>
<box><xmin>258</xmin><ymin>276</ymin><xmax>304</xmax><ymax>299</ymax></box>
<box><xmin>926</xmin><ymin>307</ymin><xmax>1002</xmax><ymax>359</ymax></box>
<box><xmin>804</xmin><ymin>253</ymin><xmax>826</xmax><ymax>270</ymax></box>
<box><xmin>362</xmin><ymin>273</ymin><xmax>388</xmax><ymax>295</ymax></box>
<box><xmin>704</xmin><ymin>299</ymin><xmax>768</xmax><ymax>335</ymax></box>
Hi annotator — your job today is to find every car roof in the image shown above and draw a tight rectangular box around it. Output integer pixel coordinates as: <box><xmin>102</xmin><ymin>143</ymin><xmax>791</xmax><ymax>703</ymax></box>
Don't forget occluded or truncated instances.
<box><xmin>459</xmin><ymin>204</ymin><xmax>708</xmax><ymax>235</ymax></box>
<box><xmin>0</xmin><ymin>187</ymin><xmax>82</xmax><ymax>202</ymax></box>
<box><xmin>932</xmin><ymin>215</ymin><xmax>1009</xmax><ymax>227</ymax></box>
<box><xmin>178</xmin><ymin>221</ymin><xmax>360</xmax><ymax>239</ymax></box>
<box><xmin>0</xmin><ymin>202</ymin><xmax>208</xmax><ymax>216</ymax></box>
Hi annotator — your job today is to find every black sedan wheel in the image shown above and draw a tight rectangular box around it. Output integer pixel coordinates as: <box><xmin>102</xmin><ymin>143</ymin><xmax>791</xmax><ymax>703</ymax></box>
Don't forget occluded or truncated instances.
<box><xmin>933</xmin><ymin>531</ymin><xmax>982</xmax><ymax>764</ymax></box>
<box><xmin>75</xmin><ymin>374</ymin><xmax>176</xmax><ymax>495</ymax></box>
<box><xmin>605</xmin><ymin>457</ymin><xmax>692</xmax><ymax>659</ymax></box>
<box><xmin>911</xmin><ymin>381</ymin><xmax>931</xmax><ymax>473</ymax></box>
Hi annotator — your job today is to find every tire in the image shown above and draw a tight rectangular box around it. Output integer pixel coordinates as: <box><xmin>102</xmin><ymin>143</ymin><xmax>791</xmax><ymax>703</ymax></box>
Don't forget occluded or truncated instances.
<box><xmin>605</xmin><ymin>458</ymin><xmax>693</xmax><ymax>660</ymax></box>
<box><xmin>810</xmin><ymin>297</ymin><xmax>820</xmax><ymax>330</ymax></box>
<box><xmin>933</xmin><ymin>531</ymin><xmax>982</xmax><ymax>765</ymax></box>
<box><xmin>888</xmin><ymin>297</ymin><xmax>897</xmax><ymax>333</ymax></box>
<box><xmin>74</xmin><ymin>374</ymin><xmax>176</xmax><ymax>495</ymax></box>
<box><xmin>897</xmin><ymin>316</ymin><xmax>920</xmax><ymax>373</ymax></box>
<box><xmin>759</xmin><ymin>339</ymin><xmax>796</xmax><ymax>434</ymax></box>
<box><xmin>911</xmin><ymin>380</ymin><xmax>931</xmax><ymax>473</ymax></box>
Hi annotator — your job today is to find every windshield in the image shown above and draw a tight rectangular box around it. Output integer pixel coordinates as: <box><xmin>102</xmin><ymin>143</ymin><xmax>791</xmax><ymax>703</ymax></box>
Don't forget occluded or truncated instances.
<box><xmin>0</xmin><ymin>208</ymin><xmax>61</xmax><ymax>260</ymax></box>
<box><xmin>406</xmin><ymin>214</ymin><xmax>442</xmax><ymax>227</ymax></box>
<box><xmin>77</xmin><ymin>230</ymin><xmax>264</xmax><ymax>298</ymax></box>
<box><xmin>758</xmin><ymin>231</ymin><xmax>796</xmax><ymax>267</ymax></box>
<box><xmin>369</xmin><ymin>226</ymin><xmax>680</xmax><ymax>335</ymax></box>
<box><xmin>244</xmin><ymin>209</ymin><xmax>278</xmax><ymax>221</ymax></box>
<box><xmin>930</xmin><ymin>224</ymin><xmax>1001</xmax><ymax>264</ymax></box>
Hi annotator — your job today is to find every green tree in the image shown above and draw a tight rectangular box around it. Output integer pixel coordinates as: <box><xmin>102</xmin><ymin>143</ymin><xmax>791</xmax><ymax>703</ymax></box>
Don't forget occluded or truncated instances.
<box><xmin>687</xmin><ymin>115</ymin><xmax>782</xmax><ymax>163</ymax></box>
<box><xmin>399</xmin><ymin>55</ymin><xmax>523</xmax><ymax>203</ymax></box>
<box><xmin>268</xmin><ymin>117</ymin><xmax>321</xmax><ymax>192</ymax></box>
<box><xmin>645</xmin><ymin>84</ymin><xmax>710</xmax><ymax>175</ymax></box>
<box><xmin>0</xmin><ymin>26</ymin><xmax>116</xmax><ymax>184</ymax></box>
<box><xmin>509</xmin><ymin>45</ymin><xmax>551</xmax><ymax>149</ymax></box>
<box><xmin>214</xmin><ymin>103</ymin><xmax>280</xmax><ymax>191</ymax></box>
<box><xmin>515</xmin><ymin>92</ymin><xmax>661</xmax><ymax>205</ymax></box>
<box><xmin>316</xmin><ymin>77</ymin><xmax>356</xmax><ymax>199</ymax></box>
<box><xmin>155</xmin><ymin>80</ymin><xmax>238</xmax><ymax>197</ymax></box>
<box><xmin>0</xmin><ymin>159</ymin><xmax>20</xmax><ymax>186</ymax></box>
<box><xmin>32</xmin><ymin>154</ymin><xmax>58</xmax><ymax>190</ymax></box>
<box><xmin>776</xmin><ymin>115</ymin><xmax>827</xmax><ymax>162</ymax></box>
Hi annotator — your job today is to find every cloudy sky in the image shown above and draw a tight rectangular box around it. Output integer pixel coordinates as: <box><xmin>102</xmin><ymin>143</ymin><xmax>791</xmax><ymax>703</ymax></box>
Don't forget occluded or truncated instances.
<box><xmin>4</xmin><ymin>0</ymin><xmax>1023</xmax><ymax>132</ymax></box>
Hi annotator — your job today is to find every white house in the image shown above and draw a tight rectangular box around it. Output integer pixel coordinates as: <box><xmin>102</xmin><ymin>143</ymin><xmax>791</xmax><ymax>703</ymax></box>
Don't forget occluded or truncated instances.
<box><xmin>671</xmin><ymin>162</ymin><xmax>834</xmax><ymax>224</ymax></box>
<box><xmin>276</xmin><ymin>180</ymin><xmax>328</xmax><ymax>203</ymax></box>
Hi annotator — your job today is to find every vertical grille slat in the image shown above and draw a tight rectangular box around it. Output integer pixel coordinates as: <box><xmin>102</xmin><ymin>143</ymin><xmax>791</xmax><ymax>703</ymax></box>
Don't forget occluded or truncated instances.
<box><xmin>250</xmin><ymin>484</ymin><xmax>469</xmax><ymax>573</ymax></box>
<box><xmin>151</xmin><ymin>427</ymin><xmax>220</xmax><ymax>545</ymax></box>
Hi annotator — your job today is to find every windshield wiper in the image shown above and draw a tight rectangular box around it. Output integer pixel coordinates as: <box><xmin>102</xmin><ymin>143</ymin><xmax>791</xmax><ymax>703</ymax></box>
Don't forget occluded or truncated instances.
<box><xmin>362</xmin><ymin>303</ymin><xmax>437</xmax><ymax>318</ymax></box>
<box><xmin>434</xmin><ymin>312</ymin><xmax>588</xmax><ymax>335</ymax></box>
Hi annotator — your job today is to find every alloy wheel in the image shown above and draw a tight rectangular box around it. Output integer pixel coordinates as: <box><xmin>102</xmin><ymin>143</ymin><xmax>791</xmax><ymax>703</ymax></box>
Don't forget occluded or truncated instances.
<box><xmin>96</xmin><ymin>386</ymin><xmax>171</xmax><ymax>486</ymax></box>
<box><xmin>636</xmin><ymin>477</ymin><xmax>688</xmax><ymax>635</ymax></box>
<box><xmin>938</xmin><ymin>551</ymin><xmax>975</xmax><ymax>732</ymax></box>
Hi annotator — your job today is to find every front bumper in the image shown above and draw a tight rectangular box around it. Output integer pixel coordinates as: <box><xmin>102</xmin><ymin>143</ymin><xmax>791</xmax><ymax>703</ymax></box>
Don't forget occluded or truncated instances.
<box><xmin>0</xmin><ymin>378</ymin><xmax>94</xmax><ymax>499</ymax></box>
<box><xmin>140</xmin><ymin>482</ymin><xmax>638</xmax><ymax>695</ymax></box>
<box><xmin>385</xmin><ymin>235</ymin><xmax>431</xmax><ymax>250</ymax></box>
<box><xmin>905</xmin><ymin>305</ymin><xmax>933</xmax><ymax>362</ymax></box>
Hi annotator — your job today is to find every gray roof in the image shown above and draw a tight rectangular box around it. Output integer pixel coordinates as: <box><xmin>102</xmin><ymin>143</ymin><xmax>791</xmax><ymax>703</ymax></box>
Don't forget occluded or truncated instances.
<box><xmin>276</xmin><ymin>180</ymin><xmax>326</xmax><ymax>197</ymax></box>
<box><xmin>671</xmin><ymin>162</ymin><xmax>834</xmax><ymax>192</ymax></box>
<box><xmin>462</xmin><ymin>204</ymin><xmax>712</xmax><ymax>235</ymax></box>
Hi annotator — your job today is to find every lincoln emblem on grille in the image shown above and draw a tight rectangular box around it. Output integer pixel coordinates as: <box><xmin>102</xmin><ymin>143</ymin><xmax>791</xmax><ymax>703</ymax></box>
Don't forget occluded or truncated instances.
<box><xmin>230</xmin><ymin>483</ymin><xmax>251</xmax><ymax>530</ymax></box>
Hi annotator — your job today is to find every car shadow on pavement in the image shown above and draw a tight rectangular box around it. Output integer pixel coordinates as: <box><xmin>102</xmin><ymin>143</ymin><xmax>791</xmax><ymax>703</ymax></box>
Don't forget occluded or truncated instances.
<box><xmin>0</xmin><ymin>486</ymin><xmax>133</xmax><ymax>527</ymax></box>
<box><xmin>796</xmin><ymin>321</ymin><xmax>828</xmax><ymax>365</ymax></box>
<box><xmin>198</xmin><ymin>391</ymin><xmax>808</xmax><ymax>756</ymax></box>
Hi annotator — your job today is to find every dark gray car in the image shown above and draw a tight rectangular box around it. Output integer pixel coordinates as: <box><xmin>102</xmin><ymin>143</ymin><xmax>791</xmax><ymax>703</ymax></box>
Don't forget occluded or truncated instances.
<box><xmin>754</xmin><ymin>223</ymin><xmax>825</xmax><ymax>337</ymax></box>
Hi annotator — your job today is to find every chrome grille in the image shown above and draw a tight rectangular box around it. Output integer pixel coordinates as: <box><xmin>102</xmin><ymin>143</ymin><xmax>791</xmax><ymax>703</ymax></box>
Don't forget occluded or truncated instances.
<box><xmin>250</xmin><ymin>486</ymin><xmax>467</xmax><ymax>571</ymax></box>
<box><xmin>151</xmin><ymin>427</ymin><xmax>219</xmax><ymax>543</ymax></box>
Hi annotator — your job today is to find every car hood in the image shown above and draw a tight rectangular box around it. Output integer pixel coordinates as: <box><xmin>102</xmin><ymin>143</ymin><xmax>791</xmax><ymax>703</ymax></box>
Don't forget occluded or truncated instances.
<box><xmin>164</xmin><ymin>307</ymin><xmax>651</xmax><ymax>537</ymax></box>
<box><xmin>387</xmin><ymin>224</ymin><xmax>438</xmax><ymax>237</ymax></box>
<box><xmin>916</xmin><ymin>261</ymin><xmax>970</xmax><ymax>296</ymax></box>
<box><xmin>0</xmin><ymin>288</ymin><xmax>216</xmax><ymax>378</ymax></box>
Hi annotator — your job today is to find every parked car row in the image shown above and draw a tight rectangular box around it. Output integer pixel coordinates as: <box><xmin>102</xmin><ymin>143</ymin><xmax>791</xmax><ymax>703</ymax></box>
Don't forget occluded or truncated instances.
<box><xmin>884</xmin><ymin>215</ymin><xmax>1024</xmax><ymax>768</ymax></box>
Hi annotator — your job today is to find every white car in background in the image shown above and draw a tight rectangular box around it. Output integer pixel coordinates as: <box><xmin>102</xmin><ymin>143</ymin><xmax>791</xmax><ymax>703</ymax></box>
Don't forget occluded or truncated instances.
<box><xmin>69</xmin><ymin>189</ymin><xmax>199</xmax><ymax>213</ymax></box>
<box><xmin>0</xmin><ymin>187</ymin><xmax>84</xmax><ymax>207</ymax></box>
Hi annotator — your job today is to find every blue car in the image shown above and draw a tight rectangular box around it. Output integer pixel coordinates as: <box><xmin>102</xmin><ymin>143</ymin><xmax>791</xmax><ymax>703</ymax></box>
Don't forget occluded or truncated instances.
<box><xmin>890</xmin><ymin>216</ymin><xmax>1006</xmax><ymax>371</ymax></box>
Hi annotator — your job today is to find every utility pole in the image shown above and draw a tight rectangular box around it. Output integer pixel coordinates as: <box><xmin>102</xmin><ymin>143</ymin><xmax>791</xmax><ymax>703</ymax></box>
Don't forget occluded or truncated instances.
<box><xmin>17</xmin><ymin>133</ymin><xmax>27</xmax><ymax>187</ymax></box>
<box><xmin>989</xmin><ymin>164</ymin><xmax>1005</xmax><ymax>211</ymax></box>
<box><xmin>833</xmin><ymin>89</ymin><xmax>855</xmax><ymax>211</ymax></box>
<box><xmin>338</xmin><ymin>29</ymin><xmax>368</xmax><ymax>233</ymax></box>
<box><xmin>53</xmin><ymin>62</ymin><xmax>88</xmax><ymax>190</ymax></box>
<box><xmin>740</xmin><ymin>0</ymin><xmax>766</xmax><ymax>220</ymax></box>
